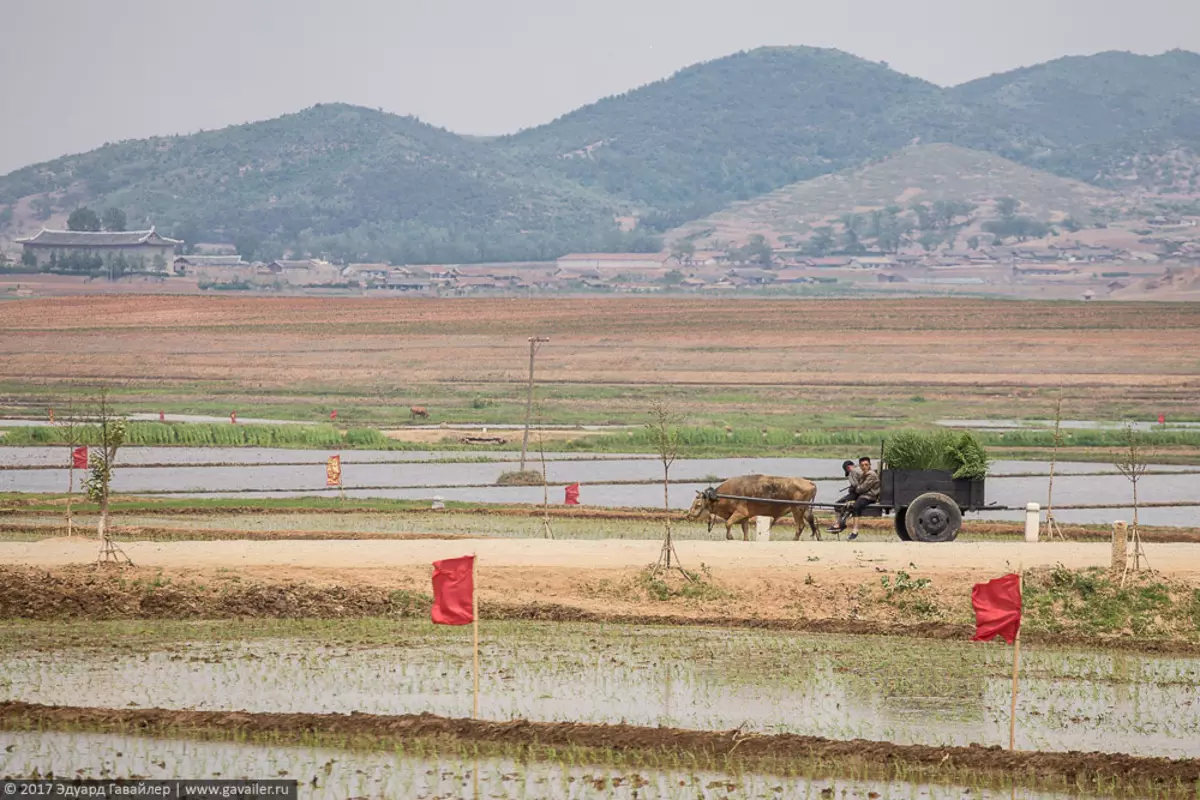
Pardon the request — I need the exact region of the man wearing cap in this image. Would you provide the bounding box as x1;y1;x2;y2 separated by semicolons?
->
830;456;880;540
827;460;861;537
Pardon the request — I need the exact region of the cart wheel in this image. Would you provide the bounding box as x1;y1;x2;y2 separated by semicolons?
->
894;507;911;541
905;492;962;542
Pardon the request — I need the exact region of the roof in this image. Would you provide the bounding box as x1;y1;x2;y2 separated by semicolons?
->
17;228;182;247
175;255;248;267
557;252;673;262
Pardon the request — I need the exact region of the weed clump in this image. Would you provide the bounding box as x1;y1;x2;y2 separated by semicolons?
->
496;470;544;486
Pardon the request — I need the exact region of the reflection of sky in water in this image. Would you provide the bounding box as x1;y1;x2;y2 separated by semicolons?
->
2;628;1196;758
0;731;1083;800
0;449;1196;525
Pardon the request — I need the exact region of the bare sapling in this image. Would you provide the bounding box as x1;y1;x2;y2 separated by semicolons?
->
1113;423;1150;581
1043;385;1066;541
84;390;132;565
537;401;553;540
647;400;692;579
54;391;84;537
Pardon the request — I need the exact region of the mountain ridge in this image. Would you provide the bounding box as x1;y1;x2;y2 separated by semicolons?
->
2;46;1197;263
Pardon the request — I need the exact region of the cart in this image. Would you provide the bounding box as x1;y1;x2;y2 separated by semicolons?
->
702;468;989;543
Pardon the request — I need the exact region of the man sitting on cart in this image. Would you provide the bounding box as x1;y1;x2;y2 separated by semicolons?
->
828;456;880;539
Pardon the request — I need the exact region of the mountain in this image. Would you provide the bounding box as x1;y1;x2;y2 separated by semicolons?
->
668;143;1123;249
0;104;650;263
950;50;1200;191
1;47;1198;263
500;46;990;225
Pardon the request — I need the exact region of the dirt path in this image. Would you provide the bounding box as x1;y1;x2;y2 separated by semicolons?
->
5;537;1200;577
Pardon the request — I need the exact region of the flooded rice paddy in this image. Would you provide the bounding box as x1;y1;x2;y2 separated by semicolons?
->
2;623;1196;759
1;448;1198;526
0;731;1085;799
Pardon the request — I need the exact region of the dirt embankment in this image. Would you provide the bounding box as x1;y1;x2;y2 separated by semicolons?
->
1;701;1196;797
2;564;1198;654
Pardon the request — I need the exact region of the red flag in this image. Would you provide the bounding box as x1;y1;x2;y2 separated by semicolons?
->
330;409;337;421
71;446;88;469
1159;413;1166;425
431;555;475;625
230;411;237;424
159;410;165;422
564;483;580;505
972;573;1022;644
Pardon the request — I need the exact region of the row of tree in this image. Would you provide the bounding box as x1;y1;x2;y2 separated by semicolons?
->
67;206;127;232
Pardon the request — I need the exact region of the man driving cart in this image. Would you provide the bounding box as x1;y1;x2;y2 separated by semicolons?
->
827;456;879;539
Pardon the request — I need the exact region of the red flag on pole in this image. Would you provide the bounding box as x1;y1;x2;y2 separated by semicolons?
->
564;483;580;505
71;446;88;469
971;573;1023;643
230;411;237;424
330;409;337;421
159;410;165;422
431;555;476;625
1159;413;1166;426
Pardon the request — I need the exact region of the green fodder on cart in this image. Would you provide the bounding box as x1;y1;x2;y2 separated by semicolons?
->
884;431;990;480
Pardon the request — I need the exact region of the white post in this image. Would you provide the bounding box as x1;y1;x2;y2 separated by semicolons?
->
1024;503;1041;542
755;516;771;542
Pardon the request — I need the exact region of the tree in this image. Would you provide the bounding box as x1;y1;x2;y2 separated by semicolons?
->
67;207;101;232
83;390;131;563
671;240;695;263
101;207;127;232
54;391;85;537
996;197;1020;218
742;234;773;267
647;400;691;578
967;235;980;250
806;226;835;256
21;249;37;268
1113;423;1150;575
661;269;684;285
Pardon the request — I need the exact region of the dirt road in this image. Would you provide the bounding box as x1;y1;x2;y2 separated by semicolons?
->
5;537;1200;577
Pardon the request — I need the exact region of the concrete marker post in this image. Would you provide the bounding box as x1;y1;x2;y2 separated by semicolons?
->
1024;503;1040;542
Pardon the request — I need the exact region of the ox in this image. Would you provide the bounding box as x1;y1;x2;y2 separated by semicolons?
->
687;474;820;541
410;406;429;420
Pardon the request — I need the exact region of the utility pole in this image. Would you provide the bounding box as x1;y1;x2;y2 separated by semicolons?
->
519;337;550;471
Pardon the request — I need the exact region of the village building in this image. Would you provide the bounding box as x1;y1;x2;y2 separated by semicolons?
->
17;228;181;272
266;259;344;286
555;252;680;272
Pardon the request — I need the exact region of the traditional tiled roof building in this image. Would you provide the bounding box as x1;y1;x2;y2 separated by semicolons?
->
17;228;182;272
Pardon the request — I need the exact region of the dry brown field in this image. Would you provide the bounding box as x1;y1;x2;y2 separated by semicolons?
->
1;295;1198;424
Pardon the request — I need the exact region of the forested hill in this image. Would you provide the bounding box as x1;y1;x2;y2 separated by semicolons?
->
949;49;1200;191
499;46;993;226
1;46;1197;263
0;104;648;264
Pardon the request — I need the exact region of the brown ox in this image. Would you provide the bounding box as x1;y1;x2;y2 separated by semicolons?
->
409;406;429;420
687;474;819;541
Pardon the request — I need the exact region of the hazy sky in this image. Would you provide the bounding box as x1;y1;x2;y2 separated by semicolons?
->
2;0;1198;174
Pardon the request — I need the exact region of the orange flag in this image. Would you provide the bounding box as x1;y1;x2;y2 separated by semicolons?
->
971;573;1022;644
325;455;342;487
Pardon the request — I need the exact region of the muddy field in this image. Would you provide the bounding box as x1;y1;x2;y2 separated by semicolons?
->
5;703;1194;799
2;296;1198;425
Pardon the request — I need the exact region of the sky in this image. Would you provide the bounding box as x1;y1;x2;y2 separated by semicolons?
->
1;0;1199;175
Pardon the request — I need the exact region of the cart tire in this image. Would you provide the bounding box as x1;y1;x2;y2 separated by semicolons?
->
894;507;911;541
905;492;962;543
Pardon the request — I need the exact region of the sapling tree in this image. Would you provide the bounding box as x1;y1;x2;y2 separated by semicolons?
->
84;390;130;562
1113;423;1150;575
647;400;690;577
54;391;84;537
